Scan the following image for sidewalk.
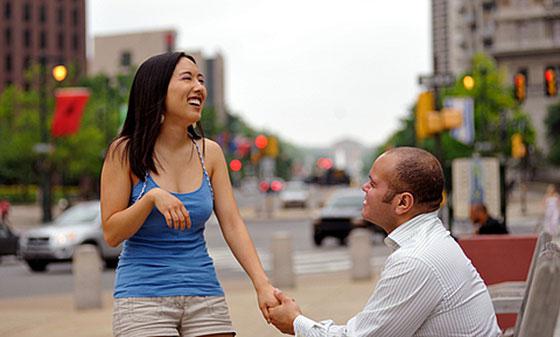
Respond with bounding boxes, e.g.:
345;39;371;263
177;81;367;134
0;272;378;337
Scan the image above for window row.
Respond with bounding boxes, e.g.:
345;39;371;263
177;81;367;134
3;1;81;25
3;28;81;51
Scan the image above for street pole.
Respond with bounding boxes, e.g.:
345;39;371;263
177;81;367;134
500;109;508;227
39;56;53;223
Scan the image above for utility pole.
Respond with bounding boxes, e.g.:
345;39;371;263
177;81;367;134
38;56;53;223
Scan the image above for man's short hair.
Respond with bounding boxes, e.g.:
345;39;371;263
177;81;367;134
383;147;444;212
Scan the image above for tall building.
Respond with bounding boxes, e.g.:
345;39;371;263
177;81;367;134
0;0;87;92
90;30;227;128
431;0;560;152
492;0;560;152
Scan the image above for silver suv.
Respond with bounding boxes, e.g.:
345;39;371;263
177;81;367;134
19;201;121;272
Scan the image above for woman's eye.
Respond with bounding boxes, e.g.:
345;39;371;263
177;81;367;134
182;76;192;81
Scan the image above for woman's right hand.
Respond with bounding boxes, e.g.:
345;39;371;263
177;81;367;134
147;188;191;230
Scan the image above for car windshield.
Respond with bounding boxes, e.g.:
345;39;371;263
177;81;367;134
54;203;99;225
328;195;363;209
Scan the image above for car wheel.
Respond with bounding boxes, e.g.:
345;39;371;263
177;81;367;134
313;233;324;246
26;260;48;272
104;258;119;269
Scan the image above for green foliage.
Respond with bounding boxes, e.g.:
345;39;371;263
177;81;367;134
375;53;536;164
545;100;560;165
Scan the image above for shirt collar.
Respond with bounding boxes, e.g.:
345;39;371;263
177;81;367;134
384;210;440;251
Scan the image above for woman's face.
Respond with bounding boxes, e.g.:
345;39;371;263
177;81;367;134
164;57;207;124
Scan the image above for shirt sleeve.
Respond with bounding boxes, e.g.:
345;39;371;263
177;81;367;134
294;256;444;337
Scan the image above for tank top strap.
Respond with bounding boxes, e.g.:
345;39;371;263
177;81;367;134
191;138;214;199
134;171;150;203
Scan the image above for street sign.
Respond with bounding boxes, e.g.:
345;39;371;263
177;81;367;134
452;157;501;220
418;73;455;88
445;97;474;144
33;143;54;154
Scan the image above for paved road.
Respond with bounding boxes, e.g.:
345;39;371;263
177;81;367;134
0;215;390;299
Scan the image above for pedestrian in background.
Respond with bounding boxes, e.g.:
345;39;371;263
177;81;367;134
469;203;509;235
543;184;560;237
0;199;10;224
100;52;277;337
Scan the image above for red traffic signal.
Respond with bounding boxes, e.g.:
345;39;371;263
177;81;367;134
317;157;333;170
255;134;268;150
229;159;242;172
545;67;558;97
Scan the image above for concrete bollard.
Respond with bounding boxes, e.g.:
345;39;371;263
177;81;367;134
349;228;372;281
270;232;295;288
73;244;103;310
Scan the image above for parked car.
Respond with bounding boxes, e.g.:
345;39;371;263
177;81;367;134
279;181;310;208
0;221;19;261
19;201;121;272
312;188;384;246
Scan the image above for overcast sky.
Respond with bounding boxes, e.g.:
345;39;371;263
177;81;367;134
88;1;431;148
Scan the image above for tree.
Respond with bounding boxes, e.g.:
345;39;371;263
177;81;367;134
545;100;560;165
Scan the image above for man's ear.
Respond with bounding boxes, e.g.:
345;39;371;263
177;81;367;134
394;192;414;215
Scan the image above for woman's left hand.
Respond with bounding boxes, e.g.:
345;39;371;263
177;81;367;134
257;283;281;323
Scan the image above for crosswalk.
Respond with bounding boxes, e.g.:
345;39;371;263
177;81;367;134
207;247;389;276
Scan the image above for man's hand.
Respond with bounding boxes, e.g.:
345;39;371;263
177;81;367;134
269;288;302;335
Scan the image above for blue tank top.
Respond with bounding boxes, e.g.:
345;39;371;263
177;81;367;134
114;139;224;298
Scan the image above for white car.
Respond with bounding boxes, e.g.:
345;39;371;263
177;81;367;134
19;201;121;272
279;181;310;208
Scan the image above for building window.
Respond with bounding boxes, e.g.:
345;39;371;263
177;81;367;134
57;32;65;49
72;8;79;26
4;1;12;20
23;2;31;21
39;4;46;23
5;54;12;72
120;51;132;67
57;6;64;24
5;28;11;46
553;20;560;44
72;33;79;51
40;31;47;49
23;56;31;70
24;30;31;48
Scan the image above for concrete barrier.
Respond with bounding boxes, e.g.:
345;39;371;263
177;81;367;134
350;228;372;281
270;232;295;288
73;244;103;310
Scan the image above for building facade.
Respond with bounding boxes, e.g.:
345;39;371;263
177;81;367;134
0;0;87;92
431;0;560;152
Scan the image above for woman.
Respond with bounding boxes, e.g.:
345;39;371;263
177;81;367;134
543;184;560;237
100;52;278;337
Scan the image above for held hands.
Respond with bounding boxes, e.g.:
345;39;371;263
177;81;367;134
256;283;281;323
147;188;192;230
269;288;301;335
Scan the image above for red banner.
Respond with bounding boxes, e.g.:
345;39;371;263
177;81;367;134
51;88;90;137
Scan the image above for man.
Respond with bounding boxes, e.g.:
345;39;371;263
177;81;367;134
269;147;501;337
470;203;508;235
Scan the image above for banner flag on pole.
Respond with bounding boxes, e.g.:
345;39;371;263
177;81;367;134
51;88;90;137
444;97;475;145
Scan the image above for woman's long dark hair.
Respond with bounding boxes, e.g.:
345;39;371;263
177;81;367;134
112;52;205;181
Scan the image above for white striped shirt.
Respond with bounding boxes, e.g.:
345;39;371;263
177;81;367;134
294;211;501;337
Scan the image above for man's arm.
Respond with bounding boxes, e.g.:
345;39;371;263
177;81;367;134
271;256;444;337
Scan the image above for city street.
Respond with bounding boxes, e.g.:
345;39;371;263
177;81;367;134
0;191;391;299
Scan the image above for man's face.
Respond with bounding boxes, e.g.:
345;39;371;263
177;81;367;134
361;154;397;231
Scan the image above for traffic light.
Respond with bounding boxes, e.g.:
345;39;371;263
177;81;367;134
511;133;526;159
513;72;527;103
544;67;558;97
255;134;268;150
415;91;435;140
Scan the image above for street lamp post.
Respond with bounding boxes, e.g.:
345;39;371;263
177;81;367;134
37;57;67;223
